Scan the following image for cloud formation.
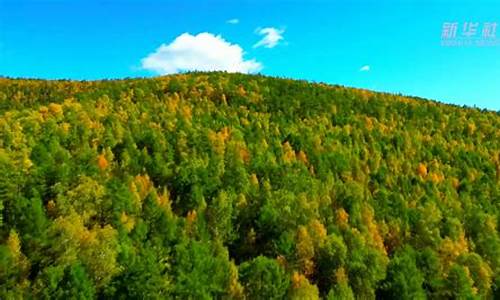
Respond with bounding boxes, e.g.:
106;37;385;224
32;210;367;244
254;27;285;48
226;18;239;24
360;65;370;72
141;32;262;74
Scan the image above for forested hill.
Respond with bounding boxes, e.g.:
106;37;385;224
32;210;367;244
0;72;499;299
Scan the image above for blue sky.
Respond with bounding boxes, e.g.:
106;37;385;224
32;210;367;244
0;0;499;111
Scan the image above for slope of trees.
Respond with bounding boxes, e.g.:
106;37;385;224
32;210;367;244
0;72;499;299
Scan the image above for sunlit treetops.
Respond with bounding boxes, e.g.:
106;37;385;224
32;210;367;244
0;72;499;299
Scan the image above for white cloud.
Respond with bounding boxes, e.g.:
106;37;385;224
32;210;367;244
360;65;370;72
141;32;262;74
253;27;285;48
227;18;239;24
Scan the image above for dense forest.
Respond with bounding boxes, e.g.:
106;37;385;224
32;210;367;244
0;72;499;299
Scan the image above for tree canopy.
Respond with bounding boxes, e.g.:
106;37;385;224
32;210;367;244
0;72;499;298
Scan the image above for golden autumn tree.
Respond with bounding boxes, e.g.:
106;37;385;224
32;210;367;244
296;226;315;276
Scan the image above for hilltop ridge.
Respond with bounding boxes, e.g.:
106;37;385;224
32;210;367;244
0;72;499;299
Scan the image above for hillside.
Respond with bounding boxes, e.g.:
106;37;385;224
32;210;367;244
0;72;499;299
